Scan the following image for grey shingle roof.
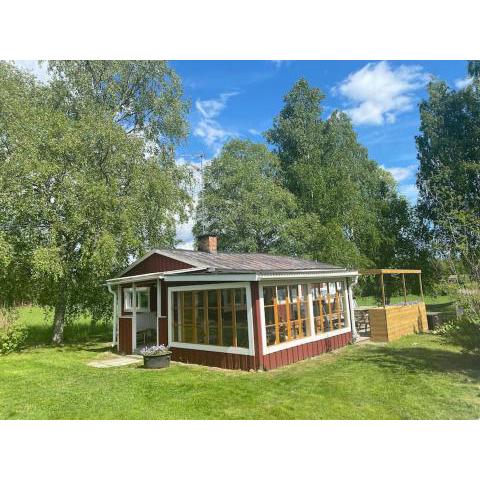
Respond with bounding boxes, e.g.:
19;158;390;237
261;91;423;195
156;249;347;273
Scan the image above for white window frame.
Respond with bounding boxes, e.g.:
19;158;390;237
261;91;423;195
259;278;352;355
168;282;255;356
124;286;150;313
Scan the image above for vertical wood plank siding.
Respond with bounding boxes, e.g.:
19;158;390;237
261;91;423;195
261;332;352;371
158;317;168;345
170;347;256;370
122;253;193;277
118;317;132;354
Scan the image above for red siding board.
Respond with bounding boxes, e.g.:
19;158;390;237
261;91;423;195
261;332;352;370
118;317;132;355
122;253;193;277
169;348;254;370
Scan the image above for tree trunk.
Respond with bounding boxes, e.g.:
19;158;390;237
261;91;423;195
52;291;67;345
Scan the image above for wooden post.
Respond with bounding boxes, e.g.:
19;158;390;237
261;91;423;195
319;287;324;333
132;283;137;353
192;291;197;344
156;278;161;345
216;290;223;346
380;274;386;308
401;274;407;305
419;273;425;303
204;291;208;345
231;289;237;347
273;298;280;344
180;291;185;343
297;296;303;337
285;296;292;340
327;288;334;331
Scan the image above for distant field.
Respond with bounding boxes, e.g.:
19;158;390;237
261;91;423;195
17;306;111;345
355;295;453;308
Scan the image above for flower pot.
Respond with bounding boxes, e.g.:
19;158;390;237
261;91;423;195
143;354;171;369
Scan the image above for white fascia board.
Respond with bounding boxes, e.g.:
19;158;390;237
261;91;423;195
106;272;164;285
164;270;359;283
257;270;359;281
106;267;206;285
164;273;259;282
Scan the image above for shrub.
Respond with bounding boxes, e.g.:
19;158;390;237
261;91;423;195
0;308;27;354
437;281;480;355
437;315;480;354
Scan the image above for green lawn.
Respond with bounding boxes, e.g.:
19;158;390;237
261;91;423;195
1;309;479;419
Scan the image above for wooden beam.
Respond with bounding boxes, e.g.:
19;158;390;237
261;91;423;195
297;296;303;338
204;291;208;345
231;289;237;347
192;291;197;344
326;287;333;331
286;296;292;340
216;290;223;346
419;273;425;303
402;274;407;305
180;291;185;343
335;288;341;329
273;298;280;344
380;274;386;308
360;268;422;275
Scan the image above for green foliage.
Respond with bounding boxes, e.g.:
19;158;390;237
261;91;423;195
0;308;27;354
436;281;480;354
267;80;419;269
0;61;192;342
47;60;190;158
416;70;480;274
416;61;480;351
194;140;298;252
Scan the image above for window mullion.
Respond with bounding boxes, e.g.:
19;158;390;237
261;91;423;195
216;290;223;346
232;289;237;348
286;295;292;341
204;291;208;345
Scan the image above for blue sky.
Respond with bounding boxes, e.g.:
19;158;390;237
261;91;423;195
14;60;472;249
170;60;470;247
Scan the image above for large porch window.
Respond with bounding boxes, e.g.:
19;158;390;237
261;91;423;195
172;287;249;348
262;281;350;348
263;284;310;346
311;282;348;333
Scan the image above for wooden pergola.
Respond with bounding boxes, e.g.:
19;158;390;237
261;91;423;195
359;269;424;308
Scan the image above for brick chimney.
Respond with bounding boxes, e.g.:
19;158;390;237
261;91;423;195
197;234;218;254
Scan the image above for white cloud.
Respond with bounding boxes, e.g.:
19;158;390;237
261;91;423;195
455;76;473;89
13;60;50;83
176;217;195;250
271;60;290;69
194;92;239;154
382;164;417;182
399;183;418;203
335;61;429;125
248;128;261;136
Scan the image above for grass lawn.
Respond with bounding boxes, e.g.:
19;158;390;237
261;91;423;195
1;307;479;419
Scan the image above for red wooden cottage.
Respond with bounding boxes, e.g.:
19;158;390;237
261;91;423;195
106;235;359;370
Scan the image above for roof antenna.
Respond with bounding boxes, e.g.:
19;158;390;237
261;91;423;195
190;153;206;236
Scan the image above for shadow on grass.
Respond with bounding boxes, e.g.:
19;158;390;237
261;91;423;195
356;337;480;382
